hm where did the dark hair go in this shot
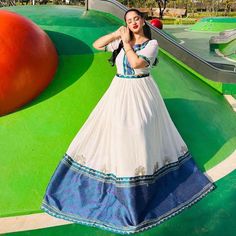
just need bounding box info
[108,8,158,66]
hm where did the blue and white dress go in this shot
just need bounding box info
[41,39,215,234]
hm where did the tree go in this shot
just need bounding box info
[155,0,168,19]
[223,0,233,15]
[145,0,157,8]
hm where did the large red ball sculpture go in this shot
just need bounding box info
[0,10,58,116]
[150,18,163,29]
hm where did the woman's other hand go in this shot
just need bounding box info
[120,26,131,44]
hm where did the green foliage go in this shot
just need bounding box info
[145,0,156,8]
[117,0,236,14]
[162,17,197,25]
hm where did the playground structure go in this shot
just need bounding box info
[210,29,236,48]
[209,29,236,62]
[150,18,163,29]
[0,10,58,116]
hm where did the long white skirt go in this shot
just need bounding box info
[66,75,187,177]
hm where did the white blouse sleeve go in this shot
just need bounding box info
[105,39,121,52]
[137,40,158,67]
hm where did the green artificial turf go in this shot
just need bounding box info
[189,17,236,32]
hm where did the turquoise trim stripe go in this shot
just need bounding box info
[133,40,150,52]
[123,53,135,75]
[126,59,135,75]
[139,55,151,66]
[123,51,126,74]
[141,40,150,48]
[62,152,190,187]
[116,73,150,79]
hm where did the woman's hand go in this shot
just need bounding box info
[112,26,123,39]
[120,26,131,44]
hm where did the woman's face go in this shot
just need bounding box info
[125,11,144,34]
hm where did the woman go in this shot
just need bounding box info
[41,9,215,234]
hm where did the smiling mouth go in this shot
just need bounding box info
[133,25,138,29]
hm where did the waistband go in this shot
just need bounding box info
[116,73,150,79]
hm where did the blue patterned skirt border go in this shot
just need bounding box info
[41,153,215,234]
[116,73,150,79]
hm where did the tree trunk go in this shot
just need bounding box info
[157,0,167,20]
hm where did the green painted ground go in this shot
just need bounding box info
[190,17,236,32]
[0,5,236,229]
[5,170,236,236]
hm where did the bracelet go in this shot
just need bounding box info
[125,48,133,54]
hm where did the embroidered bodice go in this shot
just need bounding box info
[105,39,158,76]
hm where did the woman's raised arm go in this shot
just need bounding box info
[93,27,122,51]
